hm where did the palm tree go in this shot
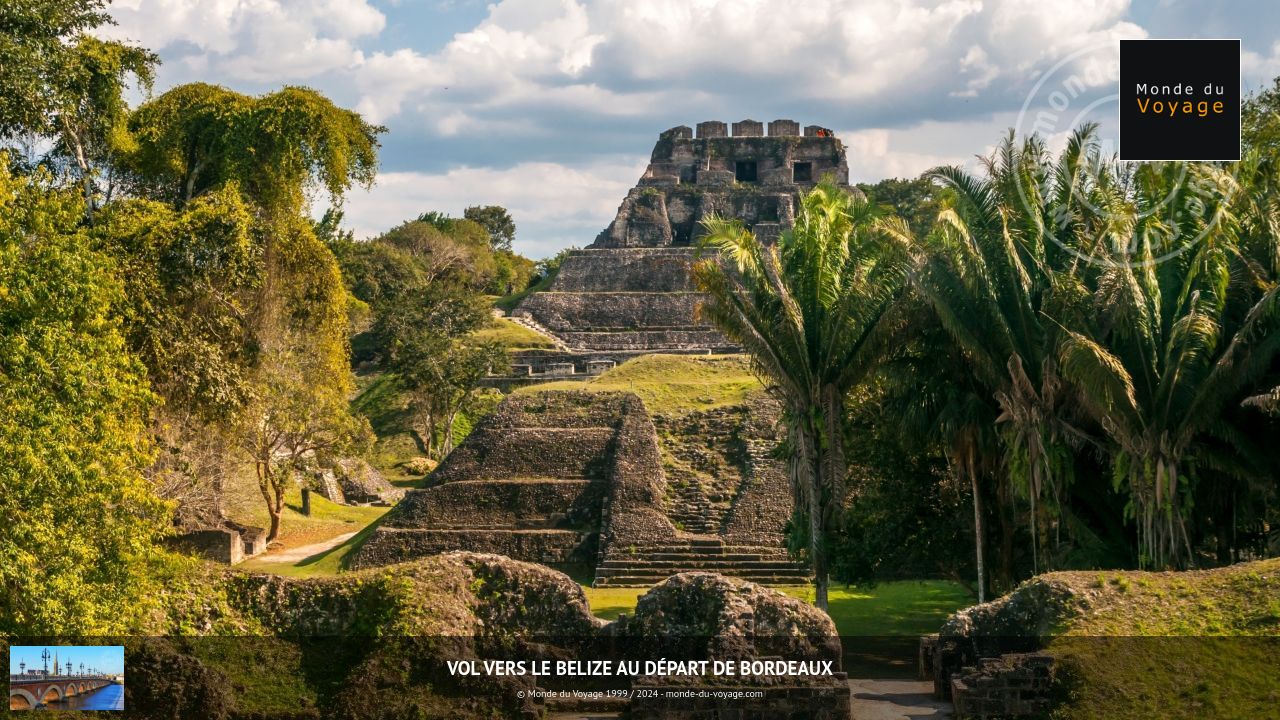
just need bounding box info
[693,183,910,610]
[1057,161,1280,567]
[912,129,1102,573]
[878,315,1003,601]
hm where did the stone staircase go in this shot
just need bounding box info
[593,537,810,587]
[667,480,719,534]
[504,312,571,351]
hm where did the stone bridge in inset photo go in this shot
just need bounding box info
[9,675,117,710]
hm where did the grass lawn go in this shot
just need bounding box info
[351,370,425,487]
[582,580,972,637]
[225,480,388,555]
[472,316,557,349]
[516,354,765,417]
[238,514,385,578]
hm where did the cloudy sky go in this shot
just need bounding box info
[100,0,1280,258]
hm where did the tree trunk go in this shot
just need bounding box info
[256,458,284,543]
[269,482,285,543]
[968,447,986,603]
[792,413,828,612]
[443,410,458,456]
[59,118,94,223]
[809,455,828,612]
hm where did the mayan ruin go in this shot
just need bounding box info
[508,120,849,376]
[352,121,849,585]
[16,6,1279,715]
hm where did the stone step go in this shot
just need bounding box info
[621,544,784,554]
[593,573,811,588]
[595,563,808,576]
[602,552,781,563]
[443,477,599,484]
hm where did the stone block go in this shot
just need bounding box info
[768,119,800,136]
[546,362,576,376]
[760,167,793,185]
[696,121,727,138]
[696,169,735,187]
[732,119,763,137]
[662,125,693,140]
[804,125,834,137]
[586,360,616,374]
[170,528,242,565]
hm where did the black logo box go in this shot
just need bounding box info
[1119,39,1240,161]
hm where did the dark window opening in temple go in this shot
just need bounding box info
[735,160,758,182]
[793,161,812,182]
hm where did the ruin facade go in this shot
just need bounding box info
[513,120,850,355]
[351,390,808,586]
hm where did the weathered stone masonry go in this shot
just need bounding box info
[513,120,851,354]
[352,390,808,586]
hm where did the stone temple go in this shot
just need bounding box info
[354,122,852,585]
[352,389,808,586]
[509,119,851,373]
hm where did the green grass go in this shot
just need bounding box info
[472,316,557,349]
[225,480,388,553]
[238,514,386,578]
[582,580,971,636]
[350,370,428,487]
[952,559,1280,720]
[516,354,764,417]
[494,270,557,313]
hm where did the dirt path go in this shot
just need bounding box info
[849,679,951,719]
[252,532,357,564]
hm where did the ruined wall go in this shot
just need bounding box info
[597,398,680,556]
[351,528,598,569]
[351,391,673,571]
[512,121,851,353]
[550,248,699,292]
[390,480,606,529]
[552,329,731,352]
[594,119,850,250]
[519,292,704,331]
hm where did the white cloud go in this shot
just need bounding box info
[101,0,1205,256]
[344,0,1143,128]
[337,159,646,258]
[101,0,384,82]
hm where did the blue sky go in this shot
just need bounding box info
[99,0,1280,258]
[9,646,124,675]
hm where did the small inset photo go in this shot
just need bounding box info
[9,646,124,711]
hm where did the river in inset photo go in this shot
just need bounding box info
[54,684,125,711]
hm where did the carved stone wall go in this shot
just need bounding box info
[350,391,675,572]
[512,122,852,354]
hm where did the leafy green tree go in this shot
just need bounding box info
[492,249,535,296]
[314,206,355,247]
[95,187,259,418]
[694,183,911,610]
[1057,165,1280,568]
[0,160,170,634]
[463,204,516,251]
[857,176,949,239]
[239,341,372,542]
[116,82,381,540]
[0,3,156,217]
[93,188,260,525]
[873,306,1005,599]
[910,129,1105,574]
[0,0,110,138]
[377,285,507,458]
[834,376,979,594]
[46,36,156,218]
[123,83,382,210]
